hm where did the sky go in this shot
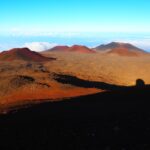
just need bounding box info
[0,0,150,51]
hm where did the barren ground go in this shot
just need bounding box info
[0,52,150,111]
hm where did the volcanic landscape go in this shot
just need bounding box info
[0,42,150,112]
[1,42,150,149]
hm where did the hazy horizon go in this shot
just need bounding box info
[0,32,150,52]
[1,0,150,52]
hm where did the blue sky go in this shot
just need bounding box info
[1,0,150,33]
[0,0,150,51]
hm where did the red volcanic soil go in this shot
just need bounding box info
[49,45,95,53]
[69,45,95,53]
[94,42,145,52]
[107,47,143,56]
[50,46,70,52]
[1,87,100,109]
[0,48,55,62]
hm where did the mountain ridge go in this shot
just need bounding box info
[94,42,146,52]
[0,47,55,62]
[47,45,96,53]
[93,42,147,56]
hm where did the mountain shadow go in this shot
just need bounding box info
[54,73,150,91]
[0,74,150,150]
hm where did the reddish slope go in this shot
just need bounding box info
[0,48,55,62]
[107,47,141,56]
[49,45,95,53]
[68,45,95,53]
[94,42,145,53]
[50,46,70,52]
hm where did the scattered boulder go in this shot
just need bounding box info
[10,75,35,88]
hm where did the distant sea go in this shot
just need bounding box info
[0,32,150,52]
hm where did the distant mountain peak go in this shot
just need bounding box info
[0,47,55,62]
[94,42,147,56]
[94,42,145,51]
[48,45,95,53]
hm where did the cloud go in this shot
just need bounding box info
[128,40,150,50]
[114,39,150,50]
[24,42,58,52]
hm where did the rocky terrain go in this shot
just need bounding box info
[0,43,150,150]
[0,43,149,112]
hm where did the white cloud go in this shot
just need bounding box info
[24,42,58,52]
[128,40,150,50]
[115,39,150,50]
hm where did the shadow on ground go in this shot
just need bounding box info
[0,74,150,150]
[54,73,150,91]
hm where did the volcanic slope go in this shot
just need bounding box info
[48,45,95,53]
[0,48,55,62]
[94,42,147,56]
